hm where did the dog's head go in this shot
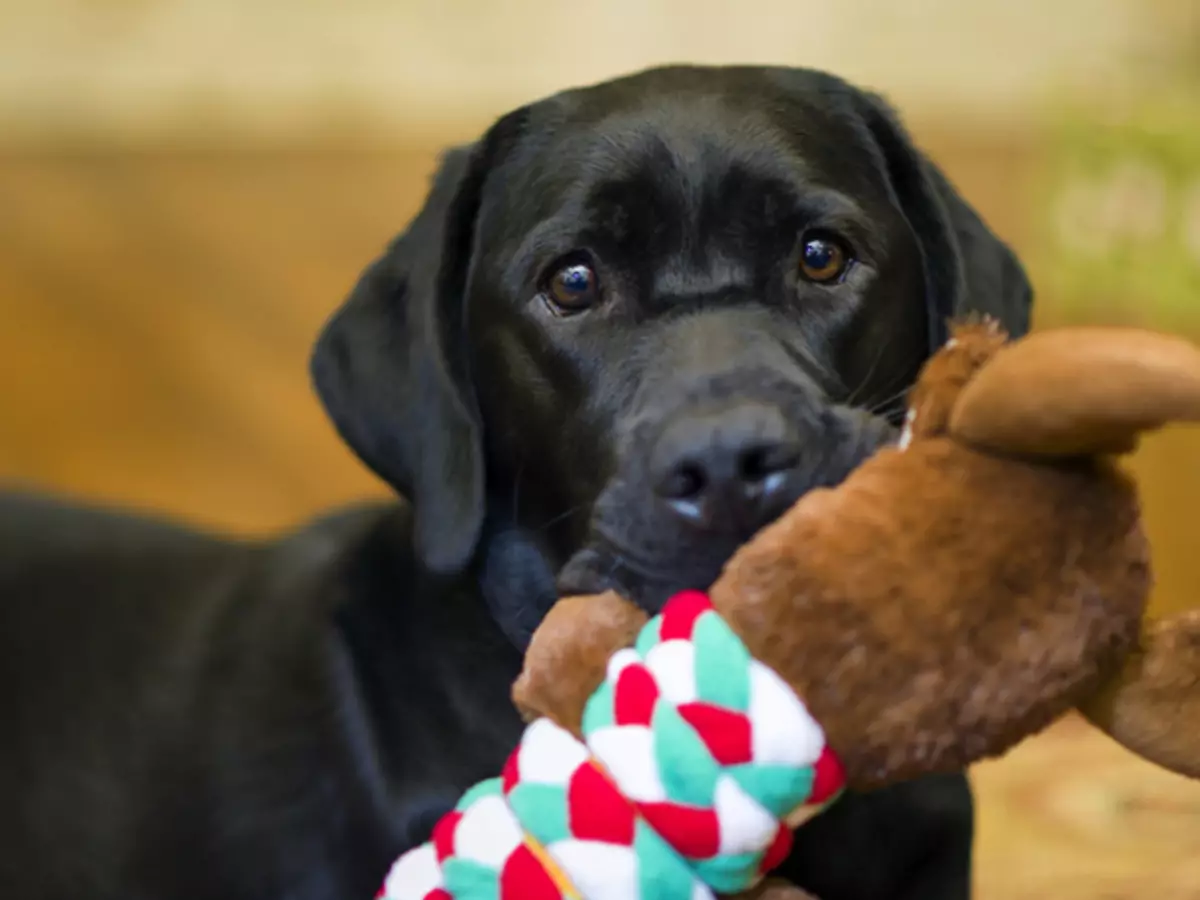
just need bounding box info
[311,66,1032,643]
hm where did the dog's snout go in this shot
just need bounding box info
[650,402,802,529]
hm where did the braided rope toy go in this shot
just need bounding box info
[378,590,845,900]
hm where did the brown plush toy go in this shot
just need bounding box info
[509,318,1200,900]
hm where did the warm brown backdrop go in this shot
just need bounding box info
[2,1,1199,894]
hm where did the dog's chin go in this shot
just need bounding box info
[555,542,731,614]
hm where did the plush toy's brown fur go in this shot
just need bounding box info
[711,434,1149,790]
[1078,608,1200,779]
[511,318,1200,900]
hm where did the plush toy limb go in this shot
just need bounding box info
[511,591,648,733]
[950,327,1200,457]
[1077,609,1200,780]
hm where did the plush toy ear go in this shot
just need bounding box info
[949,326,1200,457]
[1077,610,1200,780]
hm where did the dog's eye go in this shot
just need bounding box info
[799,232,852,284]
[545,260,600,313]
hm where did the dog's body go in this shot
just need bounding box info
[0,66,1031,899]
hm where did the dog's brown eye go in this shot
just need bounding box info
[546,261,600,313]
[799,233,851,283]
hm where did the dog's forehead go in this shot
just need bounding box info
[489,80,887,234]
[579,101,804,177]
[529,89,852,194]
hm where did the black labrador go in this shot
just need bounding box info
[0,65,1032,900]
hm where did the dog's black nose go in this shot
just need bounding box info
[650,402,802,529]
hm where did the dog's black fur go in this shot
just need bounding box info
[0,66,1031,900]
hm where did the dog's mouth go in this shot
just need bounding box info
[555,408,898,612]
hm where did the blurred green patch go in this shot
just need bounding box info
[1031,90,1200,329]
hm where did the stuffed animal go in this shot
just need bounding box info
[377,318,1200,900]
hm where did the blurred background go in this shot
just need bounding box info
[1,1,1198,896]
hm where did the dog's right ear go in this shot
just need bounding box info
[850,89,1034,351]
[310,112,524,574]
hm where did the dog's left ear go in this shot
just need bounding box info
[853,91,1034,349]
[310,110,527,574]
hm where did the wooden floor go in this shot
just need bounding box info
[1,137,1198,897]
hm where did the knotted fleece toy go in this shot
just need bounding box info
[382,590,843,900]
[379,319,1200,900]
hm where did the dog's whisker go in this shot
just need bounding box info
[868,384,913,416]
[534,503,589,532]
[605,553,626,587]
[844,337,893,407]
[869,402,908,426]
[591,528,677,581]
[869,396,906,418]
[868,367,913,405]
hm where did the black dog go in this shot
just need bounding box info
[0,65,1031,900]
